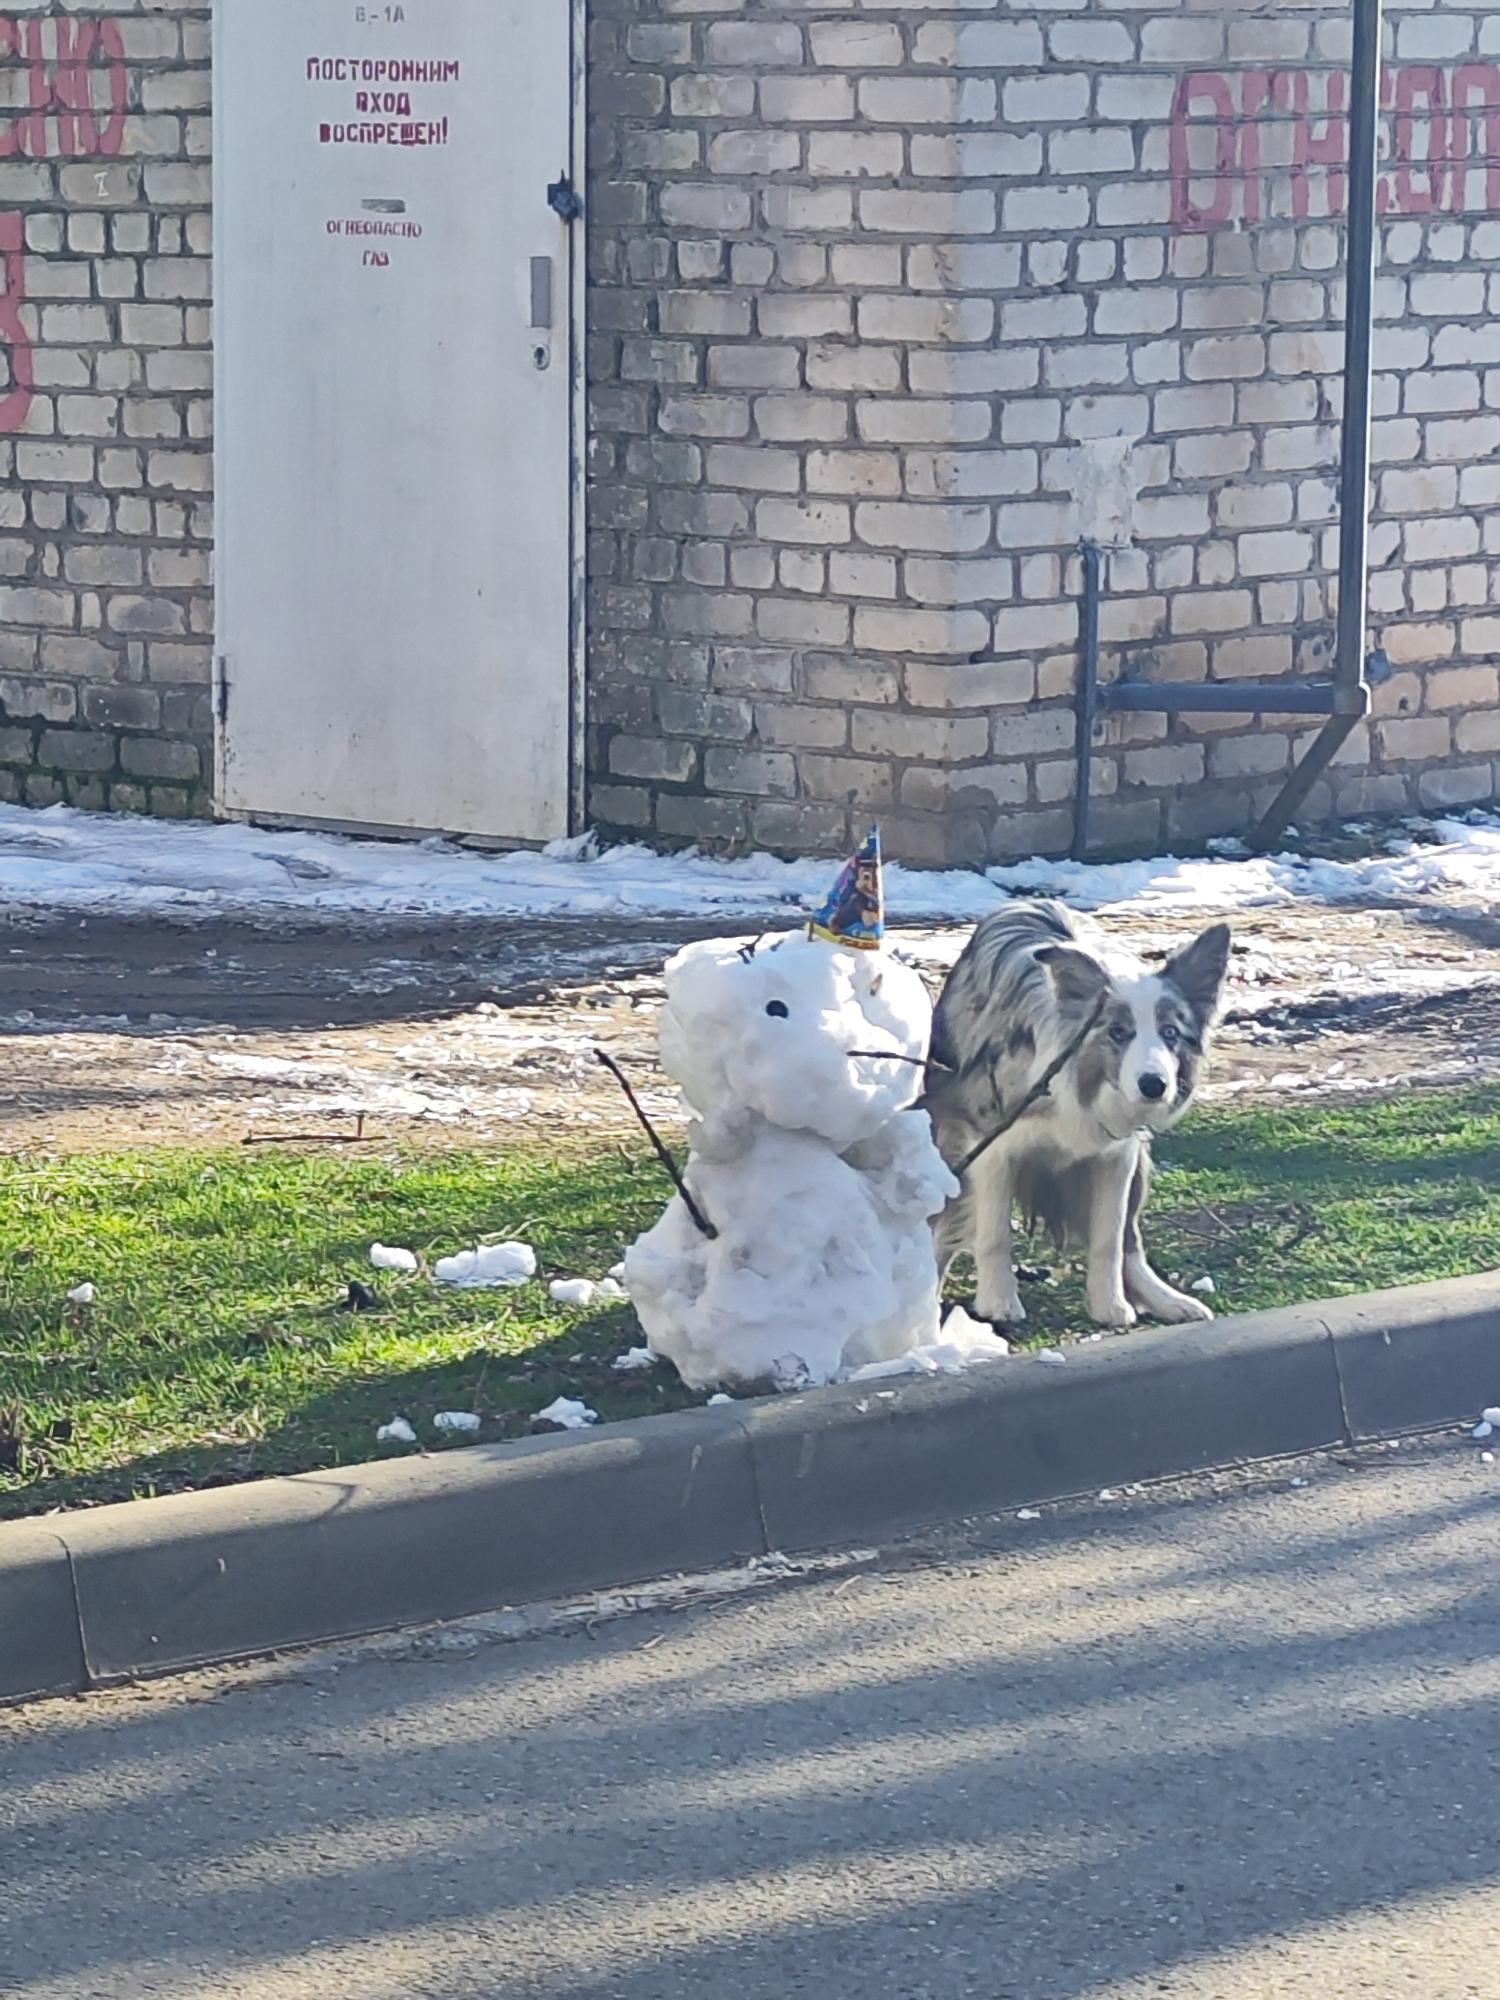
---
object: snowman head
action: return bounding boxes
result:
[658,930,933,1150]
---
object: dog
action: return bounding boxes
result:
[924,900,1231,1332]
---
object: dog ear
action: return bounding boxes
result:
[1036,943,1108,1010]
[1163,922,1232,1021]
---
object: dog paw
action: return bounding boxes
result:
[974,1289,1027,1327]
[1089,1294,1138,1331]
[1171,1295,1215,1324]
[1137,1287,1214,1325]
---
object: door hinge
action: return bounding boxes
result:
[215,655,230,726]
[546,173,582,223]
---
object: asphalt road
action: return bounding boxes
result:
[3,1441,1498,1999]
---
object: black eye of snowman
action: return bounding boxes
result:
[765,1000,790,1019]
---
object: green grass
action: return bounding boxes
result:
[2,1087,1498,1522]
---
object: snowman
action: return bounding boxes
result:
[624,831,961,1390]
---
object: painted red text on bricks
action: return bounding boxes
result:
[1172,63,1500,229]
[0,13,130,433]
[0,210,31,433]
[0,13,127,160]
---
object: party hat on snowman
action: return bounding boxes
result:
[809,825,884,950]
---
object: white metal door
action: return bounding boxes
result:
[214,0,576,843]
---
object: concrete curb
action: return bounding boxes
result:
[3,1271,1496,1706]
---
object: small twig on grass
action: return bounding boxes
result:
[593,1048,717,1241]
[243,1112,373,1148]
[0,1403,24,1474]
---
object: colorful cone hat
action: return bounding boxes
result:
[809,825,884,951]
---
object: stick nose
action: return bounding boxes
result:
[1138,1072,1168,1102]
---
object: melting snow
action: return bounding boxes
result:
[433,1411,481,1435]
[5,801,1500,927]
[433,1241,536,1289]
[534,1397,599,1431]
[376,1417,416,1446]
[844,1305,1011,1382]
[549,1278,597,1308]
[370,1244,418,1274]
[611,1346,656,1373]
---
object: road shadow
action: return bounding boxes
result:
[3,1449,1499,1997]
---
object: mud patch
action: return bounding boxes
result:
[0,898,1495,1154]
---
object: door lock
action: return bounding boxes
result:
[546,174,583,222]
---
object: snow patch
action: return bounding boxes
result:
[376,1417,416,1445]
[1190,1275,1217,1297]
[65,1282,96,1306]
[845,1305,1010,1382]
[433,1241,536,1289]
[549,1278,597,1308]
[611,1346,657,1373]
[534,1397,599,1431]
[370,1244,418,1274]
[433,1411,481,1436]
[10,801,1500,930]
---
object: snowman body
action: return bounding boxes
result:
[624,932,958,1391]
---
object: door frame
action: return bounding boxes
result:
[209,0,588,846]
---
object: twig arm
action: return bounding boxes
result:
[593,1049,718,1241]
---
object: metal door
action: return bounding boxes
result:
[214,0,577,842]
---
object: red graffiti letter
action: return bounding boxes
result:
[0,17,20,159]
[1451,63,1500,213]
[91,19,128,158]
[1289,69,1348,218]
[1235,70,1273,224]
[1394,66,1453,213]
[9,16,127,159]
[0,212,34,435]
[1171,72,1239,230]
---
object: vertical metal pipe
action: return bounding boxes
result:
[1335,0,1382,694]
[1071,542,1102,861]
[1250,0,1382,852]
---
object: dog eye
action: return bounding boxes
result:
[1160,1024,1180,1051]
[1109,1021,1133,1048]
[765,1000,790,1020]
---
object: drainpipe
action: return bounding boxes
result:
[1071,542,1102,861]
[1249,0,1383,850]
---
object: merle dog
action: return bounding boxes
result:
[925,901,1231,1331]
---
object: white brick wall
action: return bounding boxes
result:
[7,1,1495,860]
[588,0,1500,862]
[0,0,212,817]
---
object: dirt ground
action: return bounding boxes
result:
[1,882,1498,1155]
